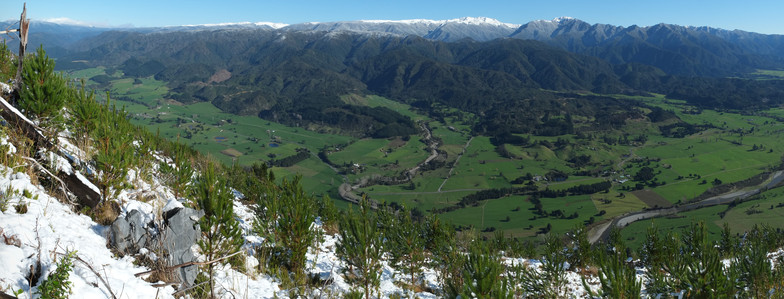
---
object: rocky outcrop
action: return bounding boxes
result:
[161,207,204,287]
[111,207,204,287]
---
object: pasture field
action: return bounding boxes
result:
[749,69,784,79]
[441,194,599,239]
[327,136,429,182]
[591,191,648,218]
[66,67,109,80]
[342,94,424,121]
[441,136,517,190]
[369,190,476,212]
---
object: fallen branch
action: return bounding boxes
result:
[171,280,210,297]
[21,157,74,203]
[134,250,243,278]
[72,255,118,299]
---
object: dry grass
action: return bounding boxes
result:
[90,200,121,225]
[322,222,339,236]
[578,265,599,277]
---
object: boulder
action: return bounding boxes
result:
[110,216,131,253]
[162,207,204,287]
[110,209,149,255]
[127,209,148,250]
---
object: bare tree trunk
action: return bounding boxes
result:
[2,4,102,209]
[13,3,29,92]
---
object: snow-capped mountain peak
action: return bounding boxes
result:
[552,16,576,23]
[444,16,520,28]
[355,16,518,28]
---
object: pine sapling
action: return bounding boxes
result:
[194,165,243,298]
[386,205,427,289]
[337,196,384,299]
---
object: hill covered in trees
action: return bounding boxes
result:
[43,26,783,137]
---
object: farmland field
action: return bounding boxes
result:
[67,66,784,243]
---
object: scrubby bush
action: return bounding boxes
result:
[36,251,76,299]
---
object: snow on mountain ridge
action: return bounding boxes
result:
[356,16,519,28]
[177,21,288,29]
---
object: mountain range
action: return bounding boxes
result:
[3,16,784,138]
[3,16,783,77]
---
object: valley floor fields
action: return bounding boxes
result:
[69,67,784,244]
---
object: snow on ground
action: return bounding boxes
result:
[303,220,439,298]
[0,166,175,299]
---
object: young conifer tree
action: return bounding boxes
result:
[19,45,66,121]
[68,80,99,148]
[385,205,427,288]
[567,224,594,269]
[447,242,512,298]
[582,249,641,298]
[337,196,384,299]
[273,176,318,278]
[160,146,194,199]
[92,93,136,200]
[667,222,739,297]
[193,165,243,298]
[422,214,462,294]
[511,233,567,297]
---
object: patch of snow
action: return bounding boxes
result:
[40,149,73,175]
[0,133,16,154]
[212,262,281,298]
[177,21,289,29]
[553,16,576,22]
[0,82,11,95]
[253,22,289,29]
[162,197,184,212]
[0,97,37,132]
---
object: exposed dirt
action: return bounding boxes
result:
[207,69,232,84]
[220,148,243,158]
[632,189,673,208]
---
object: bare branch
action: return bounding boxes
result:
[134,250,243,278]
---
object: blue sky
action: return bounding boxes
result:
[3,0,784,34]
